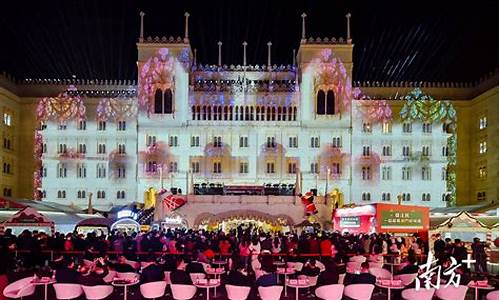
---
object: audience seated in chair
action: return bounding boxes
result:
[170,257,192,285]
[77,258,109,286]
[396,255,419,275]
[112,255,136,273]
[344,262,376,285]
[140,255,165,284]
[255,255,278,287]
[227,261,252,287]
[185,253,207,274]
[316,258,339,288]
[55,259,80,284]
[301,259,321,277]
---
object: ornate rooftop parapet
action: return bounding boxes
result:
[192,79,297,93]
[141,36,188,44]
[192,64,297,72]
[21,78,137,86]
[303,37,348,45]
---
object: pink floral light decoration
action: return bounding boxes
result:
[319,145,349,180]
[138,48,175,115]
[96,98,138,122]
[204,143,232,157]
[108,149,129,179]
[356,99,393,123]
[33,132,43,200]
[312,49,353,113]
[36,86,86,123]
[139,141,170,176]
[355,152,383,173]
[57,148,85,161]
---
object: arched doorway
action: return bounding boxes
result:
[193,210,294,233]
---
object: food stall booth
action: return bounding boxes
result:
[333,203,430,240]
[75,217,113,235]
[110,209,140,234]
[1,207,55,235]
[430,211,499,274]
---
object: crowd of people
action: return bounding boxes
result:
[0,225,496,299]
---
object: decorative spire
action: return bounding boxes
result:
[184,12,190,42]
[301,13,307,42]
[242,41,248,66]
[267,42,272,67]
[193,48,197,65]
[293,49,296,66]
[346,13,352,43]
[217,41,222,66]
[139,11,145,43]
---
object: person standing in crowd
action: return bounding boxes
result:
[271,236,281,255]
[249,237,261,271]
[433,234,445,258]
[472,238,488,273]
[451,239,468,266]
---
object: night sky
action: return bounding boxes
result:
[0,0,497,83]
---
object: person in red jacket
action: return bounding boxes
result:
[219,238,231,255]
[320,236,333,258]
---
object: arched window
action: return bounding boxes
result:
[293,107,297,121]
[277,107,282,121]
[202,106,207,120]
[316,90,326,115]
[229,106,233,120]
[207,106,212,120]
[261,106,265,120]
[235,106,239,121]
[287,107,292,121]
[250,107,254,120]
[224,106,228,120]
[271,107,276,121]
[196,106,201,120]
[213,106,218,120]
[326,90,335,114]
[163,89,173,113]
[154,89,163,113]
[240,106,244,120]
[256,107,260,121]
[191,106,196,120]
[245,106,250,120]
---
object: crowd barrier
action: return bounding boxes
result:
[9,249,428,263]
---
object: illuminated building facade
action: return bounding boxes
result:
[0,13,497,215]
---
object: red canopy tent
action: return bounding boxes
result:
[1,207,55,235]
